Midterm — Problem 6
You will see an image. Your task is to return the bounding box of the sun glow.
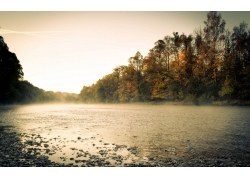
[1,11,249,93]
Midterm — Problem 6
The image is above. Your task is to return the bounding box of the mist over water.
[1,104,250,166]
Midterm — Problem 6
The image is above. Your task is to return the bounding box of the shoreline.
[2,99,250,107]
[76,100,250,107]
[1,126,249,167]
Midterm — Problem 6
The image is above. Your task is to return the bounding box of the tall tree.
[0,36,24,103]
[203,11,226,84]
[230,22,250,99]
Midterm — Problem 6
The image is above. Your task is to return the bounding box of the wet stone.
[75,160,80,163]
[45,149,50,153]
[48,152,56,155]
[1,127,249,167]
[44,144,49,148]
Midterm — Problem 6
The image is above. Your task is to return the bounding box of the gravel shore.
[1,126,250,167]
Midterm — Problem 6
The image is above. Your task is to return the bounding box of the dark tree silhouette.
[0,36,78,104]
[0,36,24,103]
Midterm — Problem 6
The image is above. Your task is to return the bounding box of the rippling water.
[1,104,250,166]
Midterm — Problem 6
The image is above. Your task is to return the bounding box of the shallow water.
[1,104,250,166]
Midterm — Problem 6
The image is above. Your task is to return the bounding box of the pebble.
[44,144,49,148]
[0,128,248,167]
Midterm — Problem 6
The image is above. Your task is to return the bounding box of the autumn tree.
[203,11,226,86]
[117,62,142,102]
[79,11,250,104]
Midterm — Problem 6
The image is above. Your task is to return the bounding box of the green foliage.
[219,75,235,99]
[197,94,213,105]
[184,94,196,104]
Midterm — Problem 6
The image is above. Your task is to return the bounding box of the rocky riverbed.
[1,125,250,167]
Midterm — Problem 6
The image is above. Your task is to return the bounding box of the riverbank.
[147,99,250,106]
[88,99,250,106]
[1,98,250,107]
[1,125,249,167]
[0,126,64,167]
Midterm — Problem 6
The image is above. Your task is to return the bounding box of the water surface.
[1,104,250,166]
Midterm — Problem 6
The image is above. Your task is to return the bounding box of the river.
[0,104,250,166]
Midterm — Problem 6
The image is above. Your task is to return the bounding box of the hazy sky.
[1,11,250,93]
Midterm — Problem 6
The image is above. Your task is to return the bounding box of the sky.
[1,10,250,93]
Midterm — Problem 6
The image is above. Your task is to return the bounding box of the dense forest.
[1,11,250,105]
[0,36,78,104]
[79,11,250,105]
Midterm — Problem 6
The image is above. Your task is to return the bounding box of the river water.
[0,104,250,166]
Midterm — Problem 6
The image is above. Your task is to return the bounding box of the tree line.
[79,11,250,104]
[0,36,78,104]
[1,11,250,105]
